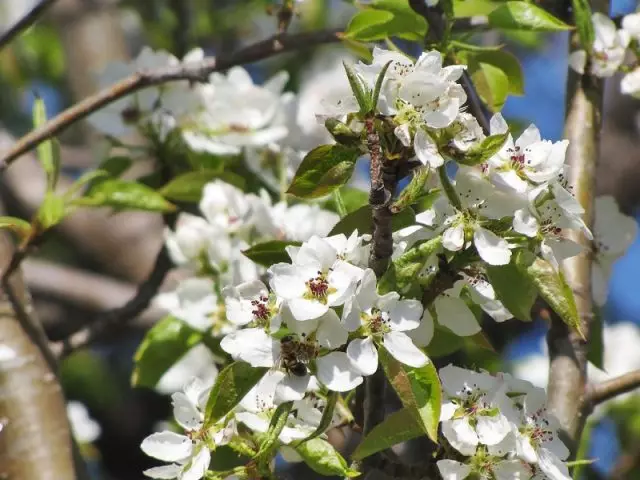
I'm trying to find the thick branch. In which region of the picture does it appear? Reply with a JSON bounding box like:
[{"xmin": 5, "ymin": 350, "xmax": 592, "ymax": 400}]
[
  {"xmin": 52, "ymin": 244, "xmax": 172, "ymax": 357},
  {"xmin": 0, "ymin": 29, "xmax": 342, "ymax": 171},
  {"xmin": 547, "ymin": 1, "xmax": 608, "ymax": 446},
  {"xmin": 585, "ymin": 370, "xmax": 640, "ymax": 408},
  {"xmin": 0, "ymin": 0, "xmax": 59, "ymax": 52}
]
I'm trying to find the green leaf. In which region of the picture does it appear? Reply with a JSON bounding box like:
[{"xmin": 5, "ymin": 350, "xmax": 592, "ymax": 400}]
[
  {"xmin": 328, "ymin": 204, "xmax": 415, "ymax": 237},
  {"xmin": 295, "ymin": 438, "xmax": 359, "ymax": 477},
  {"xmin": 486, "ymin": 261, "xmax": 537, "ymax": 321},
  {"xmin": 391, "ymin": 167, "xmax": 430, "ymax": 213},
  {"xmin": 515, "ymin": 251, "xmax": 582, "ymax": 337},
  {"xmin": 424, "ymin": 323, "xmax": 465, "ymax": 357},
  {"xmin": 75, "ymin": 179, "xmax": 176, "ymax": 212},
  {"xmin": 242, "ymin": 240, "xmax": 301, "ymax": 267},
  {"xmin": 257, "ymin": 402, "xmax": 293, "ymax": 460},
  {"xmin": 33, "ymin": 97, "xmax": 60, "ymax": 191},
  {"xmin": 341, "ymin": 38, "xmax": 373, "ymax": 62},
  {"xmin": 287, "ymin": 144, "xmax": 360, "ymax": 199},
  {"xmin": 463, "ymin": 50, "xmax": 524, "ymax": 96},
  {"xmin": 466, "ymin": 55, "xmax": 510, "ymax": 112},
  {"xmin": 488, "ymin": 2, "xmax": 572, "ymax": 32},
  {"xmin": 458, "ymin": 132, "xmax": 510, "ymax": 165},
  {"xmin": 92, "ymin": 156, "xmax": 132, "ymax": 184},
  {"xmin": 132, "ymin": 316, "xmax": 203, "ymax": 388},
  {"xmin": 0, "ymin": 216, "xmax": 32, "ymax": 240},
  {"xmin": 325, "ymin": 118, "xmax": 362, "ymax": 148},
  {"xmin": 326, "ymin": 187, "xmax": 369, "ymax": 214},
  {"xmin": 345, "ymin": 9, "xmax": 396, "ymax": 41},
  {"xmin": 352, "ymin": 408, "xmax": 424, "ymax": 460},
  {"xmin": 160, "ymin": 170, "xmax": 244, "ymax": 203},
  {"xmin": 64, "ymin": 170, "xmax": 111, "ymax": 200},
  {"xmin": 571, "ymin": 0, "xmax": 595, "ymax": 52},
  {"xmin": 379, "ymin": 347, "xmax": 441, "ymax": 442},
  {"xmin": 453, "ymin": 0, "xmax": 502, "ymax": 17},
  {"xmin": 343, "ymin": 62, "xmax": 371, "ymax": 113},
  {"xmin": 450, "ymin": 40, "xmax": 505, "ymax": 52},
  {"xmin": 378, "ymin": 237, "xmax": 442, "ymax": 294},
  {"xmin": 587, "ymin": 307, "xmax": 604, "ymax": 369},
  {"xmin": 371, "ymin": 60, "xmax": 393, "ymax": 113},
  {"xmin": 371, "ymin": 0, "xmax": 428, "ymax": 41},
  {"xmin": 36, "ymin": 192, "xmax": 66, "ymax": 229},
  {"xmin": 205, "ymin": 362, "xmax": 268, "ymax": 427},
  {"xmin": 298, "ymin": 392, "xmax": 338, "ymax": 444}
]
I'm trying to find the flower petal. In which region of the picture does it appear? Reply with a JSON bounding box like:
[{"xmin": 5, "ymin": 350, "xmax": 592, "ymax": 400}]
[
  {"xmin": 182, "ymin": 445, "xmax": 211, "ymax": 480},
  {"xmin": 441, "ymin": 418, "xmax": 478, "ymax": 456},
  {"xmin": 383, "ymin": 331, "xmax": 428, "ymax": 368},
  {"xmin": 437, "ymin": 459, "xmax": 472, "ymax": 480},
  {"xmin": 346, "ymin": 337, "xmax": 379, "ymax": 376},
  {"xmin": 316, "ymin": 352, "xmax": 363, "ymax": 392},
  {"xmin": 474, "ymin": 227, "xmax": 511, "ymax": 265},
  {"xmin": 407, "ymin": 309, "xmax": 434, "ymax": 347},
  {"xmin": 144, "ymin": 465, "xmax": 182, "ymax": 479},
  {"xmin": 389, "ymin": 299, "xmax": 423, "ymax": 331},
  {"xmin": 141, "ymin": 431, "xmax": 193, "ymax": 462},
  {"xmin": 435, "ymin": 295, "xmax": 481, "ymax": 337},
  {"xmin": 476, "ymin": 413, "xmax": 512, "ymax": 445}
]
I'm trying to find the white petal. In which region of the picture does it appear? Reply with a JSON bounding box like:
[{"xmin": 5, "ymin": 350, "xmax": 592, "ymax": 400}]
[
  {"xmin": 316, "ymin": 352, "xmax": 363, "ymax": 392},
  {"xmin": 356, "ymin": 269, "xmax": 380, "ymax": 311},
  {"xmin": 435, "ymin": 296, "xmax": 481, "ymax": 336},
  {"xmin": 236, "ymin": 412, "xmax": 270, "ymax": 433},
  {"xmin": 513, "ymin": 209, "xmax": 539, "ymax": 237},
  {"xmin": 342, "ymin": 298, "xmax": 364, "ymax": 332},
  {"xmin": 288, "ymin": 298, "xmax": 329, "ymax": 321},
  {"xmin": 415, "ymin": 128, "xmax": 444, "ymax": 167},
  {"xmin": 494, "ymin": 460, "xmax": 533, "ymax": 480},
  {"xmin": 346, "ymin": 337, "xmax": 379, "ymax": 376},
  {"xmin": 443, "ymin": 224, "xmax": 465, "ymax": 252},
  {"xmin": 474, "ymin": 227, "xmax": 511, "ymax": 265},
  {"xmin": 538, "ymin": 447, "xmax": 571, "ymax": 480},
  {"xmin": 568, "ymin": 50, "xmax": 587, "ymax": 74},
  {"xmin": 144, "ymin": 465, "xmax": 182, "ymax": 479},
  {"xmin": 475, "ymin": 413, "xmax": 512, "ymax": 445},
  {"xmin": 383, "ymin": 331, "xmax": 428, "ymax": 368},
  {"xmin": 394, "ymin": 123, "xmax": 412, "ymax": 147},
  {"xmin": 141, "ymin": 432, "xmax": 193, "ymax": 462},
  {"xmin": 316, "ymin": 308, "xmax": 348, "ymax": 349},
  {"xmin": 407, "ymin": 309, "xmax": 434, "ymax": 347},
  {"xmin": 515, "ymin": 432, "xmax": 538, "ymax": 464},
  {"xmin": 440, "ymin": 402, "xmax": 458, "ymax": 421},
  {"xmin": 182, "ymin": 445, "xmax": 210, "ymax": 480},
  {"xmin": 268, "ymin": 263, "xmax": 306, "ymax": 299},
  {"xmin": 441, "ymin": 418, "xmax": 479, "ymax": 456},
  {"xmin": 171, "ymin": 392, "xmax": 202, "ymax": 431},
  {"xmin": 389, "ymin": 299, "xmax": 423, "ymax": 331},
  {"xmin": 220, "ymin": 329, "xmax": 277, "ymax": 367},
  {"xmin": 276, "ymin": 374, "xmax": 311, "ymax": 402},
  {"xmin": 437, "ymin": 460, "xmax": 472, "ymax": 480},
  {"xmin": 490, "ymin": 113, "xmax": 509, "ymax": 135}
]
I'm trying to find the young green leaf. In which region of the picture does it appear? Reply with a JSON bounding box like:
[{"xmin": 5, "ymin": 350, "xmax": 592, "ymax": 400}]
[
  {"xmin": 160, "ymin": 170, "xmax": 244, "ymax": 203},
  {"xmin": 295, "ymin": 392, "xmax": 338, "ymax": 445},
  {"xmin": 390, "ymin": 167, "xmax": 430, "ymax": 213},
  {"xmin": 36, "ymin": 192, "xmax": 66, "ymax": 230},
  {"xmin": 75, "ymin": 179, "xmax": 176, "ymax": 212},
  {"xmin": 379, "ymin": 348, "xmax": 440, "ymax": 442},
  {"xmin": 486, "ymin": 260, "xmax": 537, "ymax": 321},
  {"xmin": 295, "ymin": 438, "xmax": 359, "ymax": 477},
  {"xmin": 345, "ymin": 9, "xmax": 396, "ymax": 42},
  {"xmin": 205, "ymin": 362, "xmax": 268, "ymax": 427},
  {"xmin": 461, "ymin": 50, "xmax": 524, "ymax": 96},
  {"xmin": 325, "ymin": 187, "xmax": 369, "ymax": 214},
  {"xmin": 515, "ymin": 251, "xmax": 582, "ymax": 337},
  {"xmin": 488, "ymin": 1, "xmax": 572, "ymax": 32},
  {"xmin": 571, "ymin": 0, "xmax": 595, "ymax": 52},
  {"xmin": 352, "ymin": 408, "xmax": 424, "ymax": 460},
  {"xmin": 343, "ymin": 62, "xmax": 371, "ymax": 114},
  {"xmin": 33, "ymin": 97, "xmax": 61, "ymax": 191},
  {"xmin": 287, "ymin": 144, "xmax": 361, "ymax": 199},
  {"xmin": 466, "ymin": 56, "xmax": 510, "ymax": 112},
  {"xmin": 378, "ymin": 237, "xmax": 443, "ymax": 294},
  {"xmin": 132, "ymin": 316, "xmax": 203, "ymax": 388},
  {"xmin": 242, "ymin": 240, "xmax": 301, "ymax": 267},
  {"xmin": 458, "ymin": 133, "xmax": 510, "ymax": 165},
  {"xmin": 453, "ymin": 0, "xmax": 502, "ymax": 17},
  {"xmin": 256, "ymin": 402, "xmax": 293, "ymax": 461},
  {"xmin": 64, "ymin": 170, "xmax": 111, "ymax": 201},
  {"xmin": 370, "ymin": 0, "xmax": 428, "ymax": 41},
  {"xmin": 0, "ymin": 216, "xmax": 32, "ymax": 241},
  {"xmin": 324, "ymin": 118, "xmax": 362, "ymax": 148},
  {"xmin": 328, "ymin": 205, "xmax": 415, "ymax": 237},
  {"xmin": 371, "ymin": 60, "xmax": 393, "ymax": 113}
]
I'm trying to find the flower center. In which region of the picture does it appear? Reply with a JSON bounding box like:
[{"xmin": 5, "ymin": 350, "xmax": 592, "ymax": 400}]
[
  {"xmin": 364, "ymin": 308, "xmax": 391, "ymax": 336},
  {"xmin": 305, "ymin": 272, "xmax": 331, "ymax": 303},
  {"xmin": 507, "ymin": 146, "xmax": 527, "ymax": 170},
  {"xmin": 251, "ymin": 295, "xmax": 271, "ymax": 324}
]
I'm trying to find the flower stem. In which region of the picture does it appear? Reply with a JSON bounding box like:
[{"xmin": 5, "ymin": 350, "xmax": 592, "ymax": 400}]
[{"xmin": 438, "ymin": 164, "xmax": 462, "ymax": 210}]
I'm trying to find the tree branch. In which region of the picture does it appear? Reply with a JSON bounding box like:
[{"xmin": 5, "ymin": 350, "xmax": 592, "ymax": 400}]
[
  {"xmin": 0, "ymin": 29, "xmax": 342, "ymax": 171},
  {"xmin": 0, "ymin": 0, "xmax": 59, "ymax": 52},
  {"xmin": 546, "ymin": 0, "xmax": 608, "ymax": 449},
  {"xmin": 584, "ymin": 370, "xmax": 640, "ymax": 408},
  {"xmin": 52, "ymin": 244, "xmax": 173, "ymax": 358}
]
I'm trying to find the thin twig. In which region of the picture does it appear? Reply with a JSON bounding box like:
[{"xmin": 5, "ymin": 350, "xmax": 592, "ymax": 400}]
[
  {"xmin": 585, "ymin": 370, "xmax": 640, "ymax": 408},
  {"xmin": 0, "ymin": 0, "xmax": 59, "ymax": 52},
  {"xmin": 0, "ymin": 29, "xmax": 342, "ymax": 171}
]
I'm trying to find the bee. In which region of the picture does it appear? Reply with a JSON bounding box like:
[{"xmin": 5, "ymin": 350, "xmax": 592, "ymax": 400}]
[{"xmin": 279, "ymin": 335, "xmax": 317, "ymax": 377}]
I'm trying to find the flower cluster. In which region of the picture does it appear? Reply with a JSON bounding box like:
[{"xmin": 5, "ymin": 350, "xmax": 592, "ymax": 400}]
[
  {"xmin": 437, "ymin": 366, "xmax": 571, "ymax": 480},
  {"xmin": 569, "ymin": 11, "xmax": 640, "ymax": 98}
]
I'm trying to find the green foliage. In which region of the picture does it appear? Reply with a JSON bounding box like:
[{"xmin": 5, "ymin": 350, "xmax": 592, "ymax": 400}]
[
  {"xmin": 343, "ymin": 62, "xmax": 372, "ymax": 114},
  {"xmin": 36, "ymin": 192, "xmax": 66, "ymax": 230},
  {"xmin": 295, "ymin": 438, "xmax": 359, "ymax": 477},
  {"xmin": 488, "ymin": 2, "xmax": 572, "ymax": 32},
  {"xmin": 452, "ymin": 0, "xmax": 503, "ymax": 17},
  {"xmin": 391, "ymin": 167, "xmax": 430, "ymax": 213},
  {"xmin": 287, "ymin": 144, "xmax": 361, "ymax": 199},
  {"xmin": 379, "ymin": 347, "xmax": 441, "ymax": 442},
  {"xmin": 352, "ymin": 408, "xmax": 424, "ymax": 460},
  {"xmin": 132, "ymin": 316, "xmax": 204, "ymax": 388},
  {"xmin": 486, "ymin": 260, "xmax": 537, "ymax": 321},
  {"xmin": 378, "ymin": 237, "xmax": 442, "ymax": 294},
  {"xmin": 256, "ymin": 402, "xmax": 293, "ymax": 462},
  {"xmin": 160, "ymin": 170, "xmax": 244, "ymax": 202},
  {"xmin": 75, "ymin": 179, "xmax": 176, "ymax": 212},
  {"xmin": 571, "ymin": 0, "xmax": 595, "ymax": 52},
  {"xmin": 325, "ymin": 187, "xmax": 369, "ymax": 214},
  {"xmin": 457, "ymin": 132, "xmax": 510, "ymax": 165},
  {"xmin": 425, "ymin": 323, "xmax": 465, "ymax": 357},
  {"xmin": 0, "ymin": 216, "xmax": 32, "ymax": 241},
  {"xmin": 204, "ymin": 362, "xmax": 268, "ymax": 427},
  {"xmin": 465, "ymin": 55, "xmax": 510, "ymax": 112},
  {"xmin": 515, "ymin": 251, "xmax": 582, "ymax": 337},
  {"xmin": 32, "ymin": 97, "xmax": 61, "ymax": 191},
  {"xmin": 345, "ymin": 0, "xmax": 427, "ymax": 42},
  {"xmin": 296, "ymin": 392, "xmax": 338, "ymax": 444},
  {"xmin": 329, "ymin": 205, "xmax": 415, "ymax": 237},
  {"xmin": 325, "ymin": 118, "xmax": 362, "ymax": 148},
  {"xmin": 242, "ymin": 240, "xmax": 301, "ymax": 267}
]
